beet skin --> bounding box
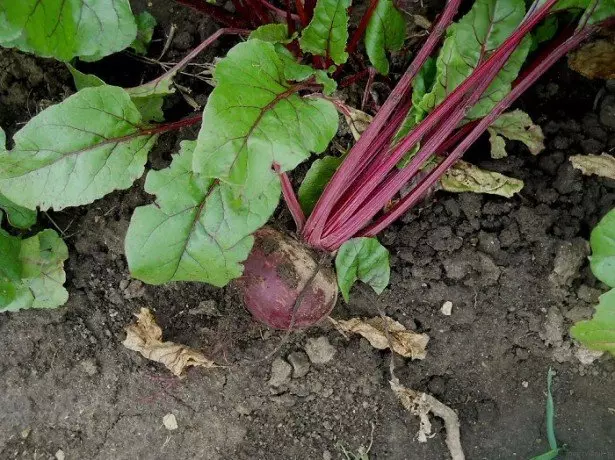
[235,227,338,330]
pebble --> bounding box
[268,357,292,387]
[188,299,221,316]
[441,301,453,316]
[304,337,336,364]
[163,413,178,430]
[55,450,65,460]
[287,351,310,378]
[80,358,98,376]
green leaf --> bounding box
[131,11,157,55]
[298,155,343,215]
[0,228,68,312]
[487,109,545,159]
[589,209,615,288]
[275,45,338,95]
[0,85,158,211]
[335,237,390,302]
[126,140,280,287]
[586,0,615,24]
[530,16,558,52]
[66,64,106,91]
[299,0,351,65]
[0,194,36,229]
[0,0,137,62]
[364,0,406,75]
[193,40,338,197]
[249,23,292,43]
[67,65,174,122]
[418,0,530,120]
[440,160,524,197]
[570,288,615,355]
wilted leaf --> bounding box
[343,107,373,141]
[0,86,158,211]
[331,316,429,359]
[364,0,406,75]
[299,0,351,65]
[193,40,338,198]
[126,141,279,286]
[570,153,615,180]
[569,38,615,80]
[123,308,216,377]
[0,0,137,62]
[441,160,524,197]
[487,110,545,158]
[570,288,615,356]
[335,237,390,302]
[0,229,68,312]
[589,208,615,288]
[298,155,343,215]
[130,11,157,55]
[390,377,464,459]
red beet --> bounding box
[235,227,338,330]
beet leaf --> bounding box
[364,0,406,75]
[0,86,158,210]
[192,39,338,198]
[570,289,615,355]
[299,0,351,64]
[0,0,137,61]
[130,11,157,55]
[0,229,68,312]
[298,155,344,215]
[335,237,390,302]
[0,193,36,230]
[126,141,280,286]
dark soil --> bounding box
[1,1,615,459]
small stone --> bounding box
[268,358,292,387]
[20,428,31,439]
[522,381,529,388]
[575,346,603,365]
[55,450,65,460]
[304,337,336,364]
[80,358,98,376]
[287,351,310,378]
[549,239,590,287]
[323,450,333,460]
[441,301,453,316]
[123,280,145,299]
[163,413,178,430]
[188,299,221,316]
[540,307,565,347]
[119,279,130,290]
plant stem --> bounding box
[142,114,204,135]
[275,165,306,231]
[346,0,379,54]
[174,0,250,28]
[359,26,595,238]
[302,0,463,243]
[361,67,377,110]
[316,0,558,247]
[132,28,250,94]
[259,0,300,22]
[295,0,309,27]
[339,68,371,87]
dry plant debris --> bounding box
[330,316,429,359]
[123,308,216,377]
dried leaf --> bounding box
[441,160,524,198]
[569,39,615,80]
[123,308,215,377]
[331,316,428,359]
[413,15,432,30]
[343,107,373,142]
[391,377,465,460]
[487,109,545,158]
[570,153,615,180]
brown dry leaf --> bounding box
[330,316,429,359]
[343,107,373,142]
[123,308,215,377]
[569,39,615,80]
[413,14,432,30]
[570,153,615,180]
[391,377,464,460]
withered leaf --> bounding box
[123,308,215,377]
[441,160,524,198]
[568,39,615,80]
[343,106,373,142]
[570,153,615,180]
[331,316,428,359]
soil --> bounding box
[1,1,615,459]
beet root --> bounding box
[235,227,338,330]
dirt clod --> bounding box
[304,337,337,364]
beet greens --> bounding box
[0,0,612,320]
